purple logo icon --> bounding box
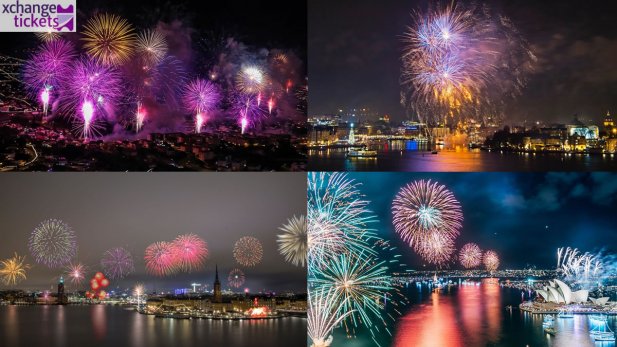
[55,4,74,31]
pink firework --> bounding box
[182,78,221,114]
[101,247,135,279]
[171,234,208,272]
[144,242,178,276]
[392,180,463,266]
[483,250,500,272]
[459,243,482,269]
[65,263,87,285]
[23,39,75,99]
[233,93,266,134]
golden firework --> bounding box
[136,29,168,66]
[0,253,31,286]
[82,13,136,66]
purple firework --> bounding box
[101,247,135,279]
[58,58,122,122]
[23,39,75,99]
[232,92,267,134]
[182,78,221,114]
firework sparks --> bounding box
[236,66,267,94]
[483,250,500,272]
[0,253,31,286]
[172,234,208,272]
[307,172,378,273]
[308,288,354,347]
[65,263,87,285]
[23,39,75,101]
[459,243,482,269]
[144,241,178,276]
[401,3,534,125]
[35,30,61,42]
[29,219,77,268]
[81,13,136,66]
[228,268,245,288]
[101,247,135,279]
[392,180,463,266]
[233,236,263,267]
[135,29,168,66]
[557,247,603,286]
[277,215,307,267]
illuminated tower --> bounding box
[348,123,355,145]
[58,276,66,305]
[213,265,222,303]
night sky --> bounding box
[309,0,617,123]
[349,172,617,270]
[0,173,307,293]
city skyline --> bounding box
[0,173,307,292]
[309,0,617,123]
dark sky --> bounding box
[1,0,307,59]
[309,0,617,123]
[351,172,617,270]
[0,173,306,293]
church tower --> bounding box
[213,265,222,303]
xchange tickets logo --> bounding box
[0,0,76,32]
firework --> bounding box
[308,288,354,347]
[152,56,187,109]
[29,219,77,268]
[310,252,391,327]
[144,242,178,276]
[227,268,245,288]
[23,39,75,100]
[459,243,482,269]
[0,253,31,286]
[307,172,377,272]
[135,29,168,66]
[135,101,146,132]
[483,250,500,272]
[233,236,263,267]
[35,30,61,42]
[392,179,462,266]
[182,79,221,133]
[101,247,135,279]
[557,247,603,285]
[235,66,267,94]
[401,3,534,125]
[81,13,136,66]
[171,234,208,272]
[277,215,307,267]
[268,96,275,114]
[65,263,87,285]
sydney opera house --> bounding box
[536,279,610,305]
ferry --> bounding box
[557,309,574,319]
[542,315,555,327]
[544,327,556,336]
[589,318,615,342]
[347,149,378,158]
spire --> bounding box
[215,264,219,282]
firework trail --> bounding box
[308,288,354,347]
[401,3,535,125]
[231,92,267,134]
[307,172,378,273]
[233,236,263,267]
[557,247,603,286]
[392,180,462,266]
[144,241,178,276]
[483,250,500,272]
[65,262,87,285]
[277,215,307,267]
[459,243,482,269]
[0,253,31,286]
[135,29,168,67]
[172,234,208,272]
[310,252,391,328]
[228,268,245,288]
[182,79,221,133]
[29,219,77,268]
[23,39,75,106]
[101,247,135,279]
[82,13,136,66]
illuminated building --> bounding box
[213,264,222,304]
[57,276,66,305]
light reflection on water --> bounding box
[308,140,617,171]
[332,279,617,347]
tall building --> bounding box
[213,265,222,303]
[57,276,66,305]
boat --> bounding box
[589,318,616,342]
[544,327,556,336]
[589,314,609,323]
[542,315,555,327]
[346,149,378,158]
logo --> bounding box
[0,0,76,32]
